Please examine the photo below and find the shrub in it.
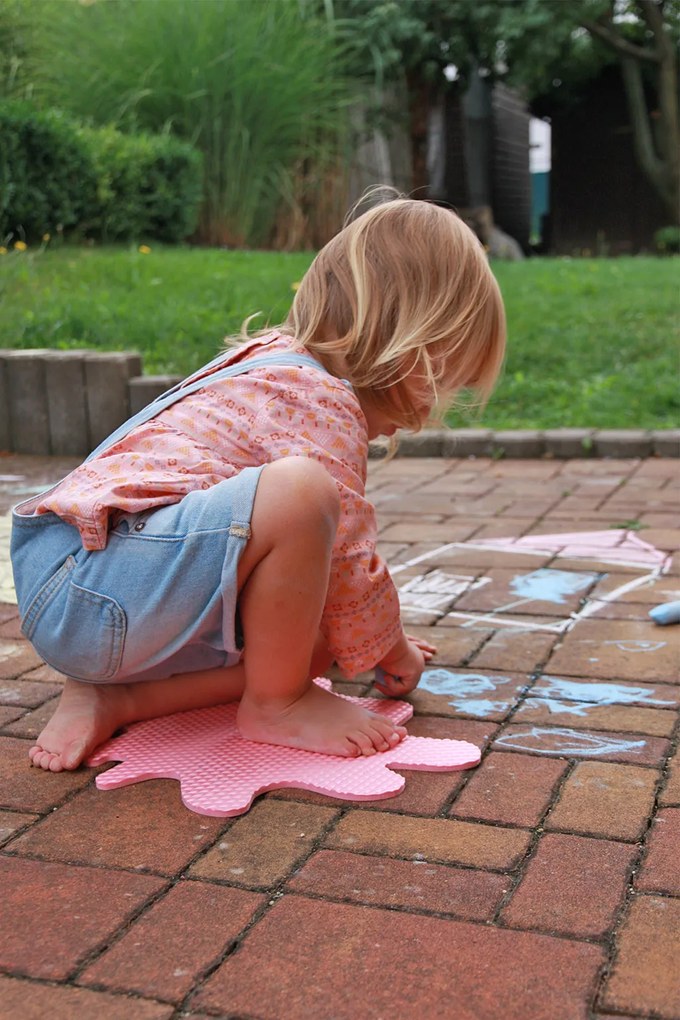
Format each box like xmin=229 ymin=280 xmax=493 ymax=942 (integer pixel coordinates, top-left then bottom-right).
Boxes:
xmin=77 ymin=126 xmax=203 ymax=242
xmin=0 ymin=101 xmax=97 ymax=242
xmin=33 ymin=0 xmax=346 ymax=246
xmin=0 ymin=103 xmax=203 ymax=244
xmin=654 ymin=225 xmax=680 ymax=255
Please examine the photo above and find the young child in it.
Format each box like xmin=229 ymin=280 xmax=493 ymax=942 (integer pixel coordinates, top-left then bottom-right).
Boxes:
xmin=11 ymin=197 xmax=506 ymax=773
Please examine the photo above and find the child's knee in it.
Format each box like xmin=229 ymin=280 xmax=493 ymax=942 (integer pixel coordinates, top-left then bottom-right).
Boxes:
xmin=259 ymin=457 xmax=340 ymax=534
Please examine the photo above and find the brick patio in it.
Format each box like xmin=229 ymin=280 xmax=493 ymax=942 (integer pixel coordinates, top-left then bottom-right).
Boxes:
xmin=1 ymin=453 xmax=678 ymax=1019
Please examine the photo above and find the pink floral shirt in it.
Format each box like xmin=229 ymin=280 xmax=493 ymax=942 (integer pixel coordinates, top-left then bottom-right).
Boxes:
xmin=36 ymin=332 xmax=401 ymax=676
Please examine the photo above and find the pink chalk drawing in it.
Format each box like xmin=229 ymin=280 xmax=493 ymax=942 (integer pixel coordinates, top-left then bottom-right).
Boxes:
xmin=468 ymin=529 xmax=668 ymax=570
xmin=86 ymin=679 xmax=480 ymax=817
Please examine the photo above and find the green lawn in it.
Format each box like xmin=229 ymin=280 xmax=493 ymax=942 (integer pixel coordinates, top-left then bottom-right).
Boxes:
xmin=1 ymin=244 xmax=678 ymax=429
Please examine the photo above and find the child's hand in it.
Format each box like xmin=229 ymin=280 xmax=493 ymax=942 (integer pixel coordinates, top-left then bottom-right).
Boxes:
xmin=405 ymin=633 xmax=437 ymax=662
xmin=375 ymin=634 xmax=430 ymax=697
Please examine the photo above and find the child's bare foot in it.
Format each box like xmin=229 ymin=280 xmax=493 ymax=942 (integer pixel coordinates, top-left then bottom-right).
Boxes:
xmin=29 ymin=676 xmax=134 ymax=773
xmin=236 ymin=682 xmax=407 ymax=757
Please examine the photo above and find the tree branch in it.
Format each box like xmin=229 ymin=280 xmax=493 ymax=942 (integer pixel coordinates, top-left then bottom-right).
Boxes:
xmin=581 ymin=17 xmax=660 ymax=62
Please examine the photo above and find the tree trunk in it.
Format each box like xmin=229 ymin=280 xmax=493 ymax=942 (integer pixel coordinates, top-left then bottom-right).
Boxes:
xmin=406 ymin=73 xmax=433 ymax=196
xmin=584 ymin=3 xmax=680 ymax=225
xmin=620 ymin=56 xmax=680 ymax=224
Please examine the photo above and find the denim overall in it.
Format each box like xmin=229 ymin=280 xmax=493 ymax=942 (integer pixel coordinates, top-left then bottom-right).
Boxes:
xmin=10 ymin=350 xmax=330 ymax=684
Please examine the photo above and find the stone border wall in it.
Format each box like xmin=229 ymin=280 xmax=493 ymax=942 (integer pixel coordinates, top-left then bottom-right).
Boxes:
xmin=1 ymin=349 xmax=678 ymax=458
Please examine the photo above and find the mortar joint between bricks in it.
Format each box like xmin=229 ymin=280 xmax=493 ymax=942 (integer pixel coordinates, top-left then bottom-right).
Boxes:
xmin=66 ymin=875 xmax=175 ymax=985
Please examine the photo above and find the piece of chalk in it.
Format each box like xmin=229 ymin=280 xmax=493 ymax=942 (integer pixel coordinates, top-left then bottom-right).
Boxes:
xmin=375 ymin=666 xmax=401 ymax=686
xmin=649 ymin=600 xmax=680 ymax=625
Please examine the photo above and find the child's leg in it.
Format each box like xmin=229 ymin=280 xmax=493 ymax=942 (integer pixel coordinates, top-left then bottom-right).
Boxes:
xmin=29 ymin=456 xmax=405 ymax=770
xmin=29 ymin=664 xmax=247 ymax=772
xmin=234 ymin=457 xmax=406 ymax=756
xmin=30 ymin=625 xmax=335 ymax=773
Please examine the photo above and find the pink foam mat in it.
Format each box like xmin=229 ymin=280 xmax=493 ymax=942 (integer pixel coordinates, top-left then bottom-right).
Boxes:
xmin=86 ymin=679 xmax=480 ymax=817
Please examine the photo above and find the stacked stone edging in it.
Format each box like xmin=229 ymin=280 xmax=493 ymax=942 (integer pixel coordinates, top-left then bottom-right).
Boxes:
xmin=0 ymin=349 xmax=677 ymax=458
xmin=379 ymin=427 xmax=680 ymax=459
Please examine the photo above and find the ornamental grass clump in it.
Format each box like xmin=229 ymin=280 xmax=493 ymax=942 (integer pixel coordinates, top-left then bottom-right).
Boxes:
xmin=34 ymin=0 xmax=346 ymax=247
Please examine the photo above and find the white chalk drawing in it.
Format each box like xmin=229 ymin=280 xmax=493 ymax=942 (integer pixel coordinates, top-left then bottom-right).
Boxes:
xmin=604 ymin=639 xmax=667 ymax=654
xmin=398 ymin=570 xmax=490 ymax=614
xmin=418 ymin=669 xmax=522 ymax=717
xmin=494 ymin=726 xmax=647 ymax=757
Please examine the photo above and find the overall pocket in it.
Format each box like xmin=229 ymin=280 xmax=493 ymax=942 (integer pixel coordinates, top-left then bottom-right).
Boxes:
xmin=22 ymin=557 xmax=127 ymax=681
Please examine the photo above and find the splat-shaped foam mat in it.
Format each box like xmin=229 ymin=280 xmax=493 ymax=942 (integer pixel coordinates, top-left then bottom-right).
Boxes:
xmin=87 ymin=679 xmax=480 ymax=816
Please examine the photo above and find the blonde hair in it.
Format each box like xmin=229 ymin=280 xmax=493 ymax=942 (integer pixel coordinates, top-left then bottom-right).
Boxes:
xmin=255 ymin=196 xmax=505 ymax=431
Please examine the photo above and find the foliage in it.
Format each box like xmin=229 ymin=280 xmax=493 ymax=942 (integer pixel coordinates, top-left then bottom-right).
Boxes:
xmin=0 ymin=101 xmax=98 ymax=243
xmin=77 ymin=125 xmax=203 ymax=243
xmin=1 ymin=245 xmax=677 ymax=429
xmin=30 ymin=0 xmax=348 ymax=247
xmin=654 ymin=225 xmax=680 ymax=253
xmin=330 ymin=0 xmax=679 ymax=220
xmin=497 ymin=0 xmax=680 ymax=223
xmin=0 ymin=102 xmax=202 ymax=244
xmin=330 ymin=0 xmax=497 ymax=86
xmin=0 ymin=0 xmax=39 ymax=101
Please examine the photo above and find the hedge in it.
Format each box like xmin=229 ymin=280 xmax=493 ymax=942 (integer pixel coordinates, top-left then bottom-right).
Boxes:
xmin=0 ymin=103 xmax=203 ymax=244
xmin=0 ymin=103 xmax=97 ymax=242
xmin=77 ymin=125 xmax=203 ymax=243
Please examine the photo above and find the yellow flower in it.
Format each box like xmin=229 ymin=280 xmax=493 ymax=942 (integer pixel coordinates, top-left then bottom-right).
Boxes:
xmin=14 ymin=240 xmax=27 ymax=252
xmin=0 ymin=247 xmax=7 ymax=255
xmin=291 ymin=280 xmax=301 ymax=291
xmin=138 ymin=244 xmax=151 ymax=255
xmin=42 ymin=233 xmax=51 ymax=242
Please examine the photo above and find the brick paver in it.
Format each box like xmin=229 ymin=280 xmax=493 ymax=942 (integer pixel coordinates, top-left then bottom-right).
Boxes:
xmin=635 ymin=807 xmax=680 ymax=894
xmin=660 ymin=750 xmax=680 ymax=804
xmin=5 ymin=780 xmax=227 ymax=874
xmin=449 ymin=751 xmax=567 ymax=827
xmin=0 ymin=976 xmax=174 ymax=1020
xmin=601 ymin=895 xmax=680 ymax=1018
xmin=547 ymin=619 xmax=680 ymax=682
xmin=286 ymin=848 xmax=509 ymax=920
xmin=500 ymin=832 xmax=637 ymax=938
xmin=544 ymin=761 xmax=658 ymax=840
xmin=192 ymin=896 xmax=605 ymax=1020
xmin=188 ymin=800 xmax=339 ymax=888
xmin=326 ymin=810 xmax=531 ymax=869
xmin=78 ymin=881 xmax=265 ymax=1003
xmin=0 ymin=856 xmax=164 ymax=980
xmin=1 ymin=452 xmax=677 ymax=1017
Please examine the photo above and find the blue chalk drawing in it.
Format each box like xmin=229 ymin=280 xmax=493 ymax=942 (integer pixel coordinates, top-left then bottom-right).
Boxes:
xmin=509 ymin=568 xmax=597 ymax=604
xmin=523 ymin=697 xmax=592 ymax=717
xmin=532 ymin=677 xmax=675 ymax=710
xmin=418 ymin=669 xmax=519 ymax=717
xmin=494 ymin=726 xmax=646 ymax=757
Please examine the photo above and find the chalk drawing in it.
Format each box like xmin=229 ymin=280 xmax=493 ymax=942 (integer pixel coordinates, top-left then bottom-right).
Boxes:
xmin=418 ymin=669 xmax=520 ymax=717
xmin=469 ymin=530 xmax=668 ymax=571
xmin=509 ymin=568 xmax=596 ymax=604
xmin=392 ymin=530 xmax=670 ymax=635
xmin=604 ymin=639 xmax=667 ymax=654
xmin=533 ymin=676 xmax=675 ymax=709
xmin=494 ymin=726 xmax=647 ymax=757
xmin=398 ymin=570 xmax=490 ymax=615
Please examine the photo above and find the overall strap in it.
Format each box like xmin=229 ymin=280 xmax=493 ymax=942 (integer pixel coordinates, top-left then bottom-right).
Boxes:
xmin=84 ymin=351 xmax=328 ymax=462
